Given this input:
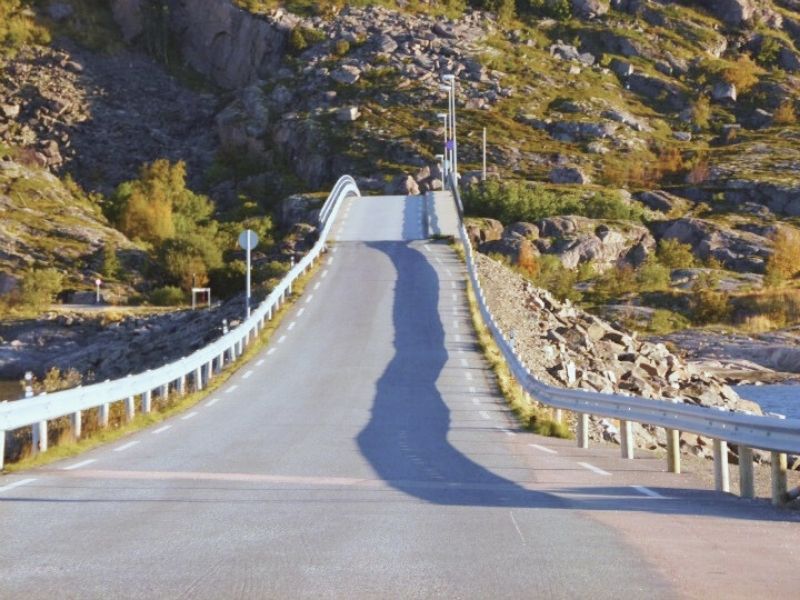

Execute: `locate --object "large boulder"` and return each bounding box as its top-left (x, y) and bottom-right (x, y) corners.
top-left (466, 218), bottom-right (504, 247)
top-left (634, 190), bottom-right (692, 214)
top-left (570, 0), bottom-right (610, 19)
top-left (549, 166), bottom-right (591, 185)
top-left (707, 0), bottom-right (756, 27)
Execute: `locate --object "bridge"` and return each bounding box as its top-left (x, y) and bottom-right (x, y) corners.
top-left (0, 182), bottom-right (798, 597)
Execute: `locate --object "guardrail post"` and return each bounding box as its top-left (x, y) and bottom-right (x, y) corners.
top-left (206, 361), bottom-right (214, 384)
top-left (143, 390), bottom-right (152, 414)
top-left (553, 408), bottom-right (563, 424)
top-left (159, 384), bottom-right (168, 402)
top-left (194, 367), bottom-right (203, 392)
top-left (71, 410), bottom-right (82, 439)
top-left (577, 413), bottom-right (589, 449)
top-left (125, 396), bottom-right (135, 422)
top-left (713, 439), bottom-right (730, 493)
top-left (0, 430), bottom-right (5, 470)
top-left (99, 403), bottom-right (109, 428)
top-left (620, 420), bottom-right (634, 459)
top-left (771, 452), bottom-right (788, 506)
top-left (268, 307), bottom-right (273, 321)
top-left (738, 446), bottom-right (754, 499)
top-left (177, 374), bottom-right (186, 396)
top-left (31, 420), bottom-right (48, 454)
top-left (666, 428), bottom-right (680, 473)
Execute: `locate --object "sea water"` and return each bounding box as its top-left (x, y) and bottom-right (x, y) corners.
top-left (735, 384), bottom-right (800, 420)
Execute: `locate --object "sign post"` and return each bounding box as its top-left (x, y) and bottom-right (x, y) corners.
top-left (238, 229), bottom-right (259, 318)
top-left (95, 278), bottom-right (102, 304)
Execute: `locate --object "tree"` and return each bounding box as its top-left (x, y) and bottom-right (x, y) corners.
top-left (102, 242), bottom-right (121, 280)
top-left (20, 268), bottom-right (63, 311)
top-left (657, 239), bottom-right (695, 269)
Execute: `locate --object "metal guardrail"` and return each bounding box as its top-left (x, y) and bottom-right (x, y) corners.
top-left (449, 173), bottom-right (799, 502)
top-left (0, 176), bottom-right (361, 467)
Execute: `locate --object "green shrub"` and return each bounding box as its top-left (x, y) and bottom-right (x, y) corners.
top-left (657, 239), bottom-right (695, 269)
top-left (592, 265), bottom-right (637, 302)
top-left (691, 285), bottom-right (730, 324)
top-left (535, 255), bottom-right (581, 303)
top-left (0, 0), bottom-right (51, 57)
top-left (149, 286), bottom-right (185, 306)
top-left (648, 309), bottom-right (690, 334)
top-left (637, 256), bottom-right (671, 292)
top-left (334, 39), bottom-right (350, 56)
top-left (20, 268), bottom-right (63, 311)
top-left (101, 242), bottom-right (120, 280)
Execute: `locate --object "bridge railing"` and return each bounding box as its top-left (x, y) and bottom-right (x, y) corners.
top-left (0, 176), bottom-right (361, 469)
top-left (448, 174), bottom-right (799, 504)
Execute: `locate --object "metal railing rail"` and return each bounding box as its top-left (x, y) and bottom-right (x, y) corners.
top-left (448, 173), bottom-right (799, 502)
top-left (0, 176), bottom-right (361, 467)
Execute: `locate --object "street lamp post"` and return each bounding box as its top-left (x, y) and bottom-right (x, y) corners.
top-left (442, 74), bottom-right (457, 181)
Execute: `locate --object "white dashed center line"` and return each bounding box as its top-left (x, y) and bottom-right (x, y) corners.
top-left (114, 441), bottom-right (140, 452)
top-left (578, 462), bottom-right (612, 476)
top-left (256, 359), bottom-right (265, 367)
top-left (500, 428), bottom-right (516, 437)
top-left (460, 358), bottom-right (468, 367)
top-left (465, 372), bottom-right (473, 381)
top-left (313, 282), bottom-right (321, 291)
top-left (206, 398), bottom-right (220, 407)
top-left (278, 335), bottom-right (287, 344)
top-left (287, 322), bottom-right (296, 331)
top-left (242, 370), bottom-right (253, 379)
top-left (479, 410), bottom-right (491, 420)
top-left (455, 334), bottom-right (462, 343)
top-left (267, 348), bottom-right (276, 356)
top-left (225, 384), bottom-right (239, 394)
top-left (153, 425), bottom-right (172, 435)
top-left (181, 412), bottom-right (198, 421)
top-left (631, 485), bottom-right (666, 499)
top-left (0, 478), bottom-right (36, 493)
top-left (305, 294), bottom-right (314, 304)
top-left (472, 398), bottom-right (481, 405)
top-left (530, 444), bottom-right (557, 455)
top-left (321, 270), bottom-right (329, 278)
top-left (63, 459), bottom-right (96, 471)
top-left (297, 308), bottom-right (305, 317)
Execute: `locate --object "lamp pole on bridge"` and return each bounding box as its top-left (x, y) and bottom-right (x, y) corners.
top-left (442, 74), bottom-right (458, 183)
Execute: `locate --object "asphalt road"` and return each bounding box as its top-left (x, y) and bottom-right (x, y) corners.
top-left (0, 194), bottom-right (797, 598)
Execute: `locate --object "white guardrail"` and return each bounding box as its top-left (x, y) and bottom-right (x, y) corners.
top-left (449, 174), bottom-right (800, 503)
top-left (0, 176), bottom-right (361, 468)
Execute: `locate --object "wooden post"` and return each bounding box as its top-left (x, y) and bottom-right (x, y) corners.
top-left (771, 451), bottom-right (788, 506)
top-left (620, 420), bottom-right (634, 459)
top-left (738, 446), bottom-right (754, 499)
top-left (666, 428), bottom-right (680, 474)
top-left (713, 439), bottom-right (730, 493)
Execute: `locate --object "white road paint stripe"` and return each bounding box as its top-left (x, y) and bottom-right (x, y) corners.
top-left (452, 293), bottom-right (458, 301)
top-left (501, 428), bottom-right (516, 437)
top-left (256, 359), bottom-right (265, 367)
top-left (305, 294), bottom-right (314, 304)
top-left (446, 269), bottom-right (453, 276)
top-left (472, 398), bottom-right (480, 405)
top-left (452, 321), bottom-right (460, 329)
top-left (0, 478), bottom-right (36, 493)
top-left (321, 270), bottom-right (329, 278)
top-left (509, 511), bottom-right (526, 544)
top-left (455, 334), bottom-right (462, 342)
top-left (530, 444), bottom-right (557, 455)
top-left (206, 398), bottom-right (220, 407)
top-left (114, 441), bottom-right (140, 452)
top-left (267, 348), bottom-right (276, 355)
top-left (465, 371), bottom-right (473, 381)
top-left (278, 335), bottom-right (287, 344)
top-left (479, 411), bottom-right (491, 420)
top-left (313, 282), bottom-right (321, 291)
top-left (631, 485), bottom-right (666, 499)
top-left (242, 370), bottom-right (253, 379)
top-left (469, 386), bottom-right (476, 393)
top-left (460, 358), bottom-right (468, 367)
top-left (153, 425), bottom-right (172, 435)
top-left (63, 459), bottom-right (96, 471)
top-left (436, 257), bottom-right (442, 264)
top-left (331, 246), bottom-right (338, 253)
top-left (288, 322), bottom-right (296, 331)
top-left (578, 462), bottom-right (612, 476)
top-left (451, 281), bottom-right (457, 289)
top-left (181, 412), bottom-right (198, 421)
top-left (327, 257), bottom-right (334, 265)
top-left (297, 308), bottom-right (305, 317)
top-left (225, 384), bottom-right (239, 394)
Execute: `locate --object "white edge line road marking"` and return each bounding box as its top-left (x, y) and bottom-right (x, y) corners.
top-left (225, 384), bottom-right (239, 394)
top-left (297, 308), bottom-right (305, 317)
top-left (63, 459), bottom-right (96, 471)
top-left (287, 322), bottom-right (296, 331)
top-left (278, 335), bottom-right (287, 344)
top-left (267, 348), bottom-right (276, 356)
top-left (206, 398), bottom-right (220, 407)
top-left (0, 478), bottom-right (36, 493)
top-left (455, 334), bottom-right (462, 343)
top-left (242, 370), bottom-right (253, 379)
top-left (305, 294), bottom-right (314, 304)
top-left (479, 411), bottom-right (490, 420)
top-left (114, 441), bottom-right (140, 452)
top-left (321, 270), bottom-right (329, 278)
top-left (530, 444), bottom-right (557, 455)
top-left (327, 257), bottom-right (334, 265)
top-left (460, 358), bottom-right (468, 367)
top-left (181, 412), bottom-right (198, 421)
top-left (256, 359), bottom-right (265, 367)
top-left (465, 372), bottom-right (473, 381)
top-left (501, 428), bottom-right (516, 437)
top-left (472, 398), bottom-right (481, 405)
top-left (469, 386), bottom-right (476, 393)
top-left (578, 462), bottom-right (612, 476)
top-left (452, 293), bottom-right (458, 301)
top-left (631, 485), bottom-right (666, 499)
top-left (314, 282), bottom-right (321, 291)
top-left (153, 425), bottom-right (172, 435)
top-left (509, 511), bottom-right (526, 544)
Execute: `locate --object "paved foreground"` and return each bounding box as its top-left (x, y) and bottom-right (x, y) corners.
top-left (0, 195), bottom-right (797, 598)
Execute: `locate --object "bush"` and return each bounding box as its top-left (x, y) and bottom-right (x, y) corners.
top-left (719, 55), bottom-right (761, 93)
top-left (691, 96), bottom-right (711, 129)
top-left (773, 101), bottom-right (796, 125)
top-left (102, 242), bottom-right (120, 280)
top-left (765, 226), bottom-right (800, 285)
top-left (657, 239), bottom-right (695, 269)
top-left (0, 0), bottom-right (51, 57)
top-left (593, 265), bottom-right (637, 302)
top-left (691, 285), bottom-right (730, 324)
top-left (648, 309), bottom-right (690, 334)
top-left (149, 286), bottom-right (185, 306)
top-left (334, 39), bottom-right (350, 56)
top-left (637, 257), bottom-right (670, 292)
top-left (534, 255), bottom-right (581, 303)
top-left (20, 268), bottom-right (63, 311)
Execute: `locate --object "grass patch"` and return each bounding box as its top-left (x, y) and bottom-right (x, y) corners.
top-left (3, 253), bottom-right (322, 473)
top-left (457, 245), bottom-right (571, 439)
